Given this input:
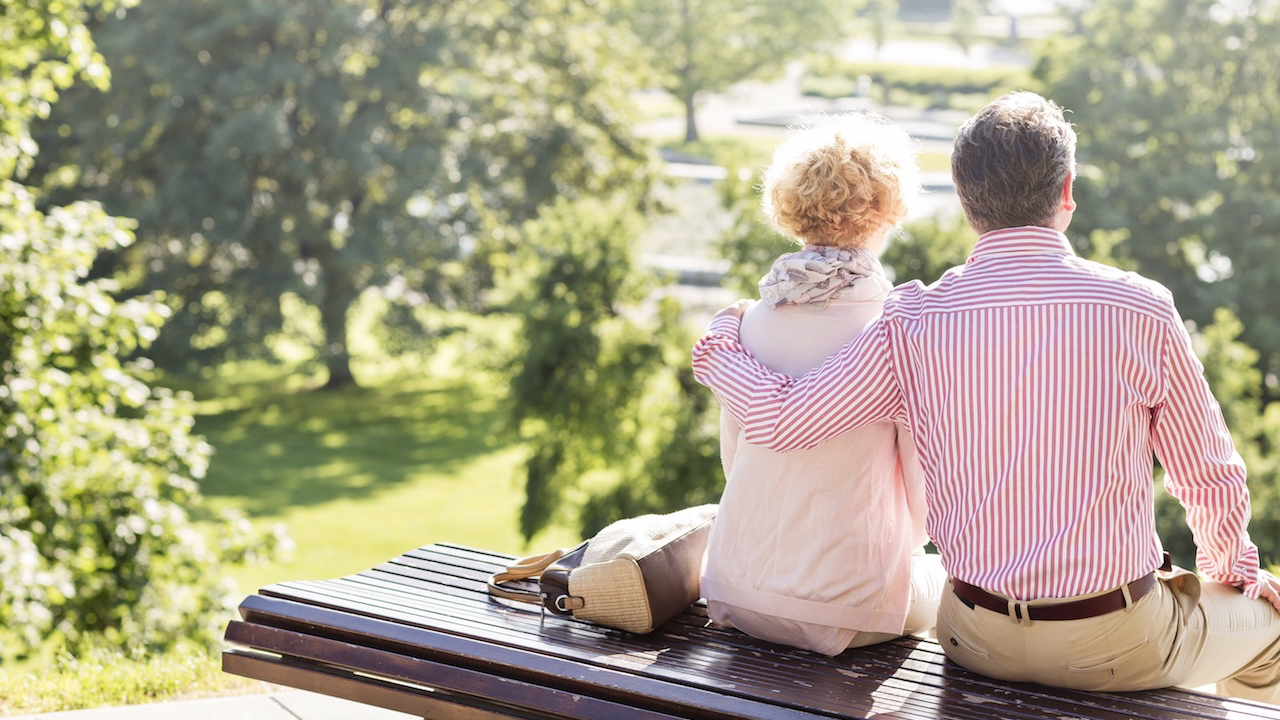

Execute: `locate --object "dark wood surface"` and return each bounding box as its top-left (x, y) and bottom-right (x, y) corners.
top-left (222, 543), bottom-right (1280, 720)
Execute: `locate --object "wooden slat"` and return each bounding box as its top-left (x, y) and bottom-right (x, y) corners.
top-left (226, 543), bottom-right (1280, 720)
top-left (227, 609), bottom-right (828, 720)
top-left (223, 650), bottom-right (530, 719)
top-left (223, 633), bottom-right (689, 720)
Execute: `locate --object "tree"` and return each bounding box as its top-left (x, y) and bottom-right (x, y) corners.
top-left (0, 0), bottom-right (262, 659)
top-left (863, 0), bottom-right (900, 56)
top-left (950, 0), bottom-right (984, 58)
top-left (35, 0), bottom-right (651, 388)
top-left (505, 198), bottom-right (723, 539)
top-left (0, 1), bottom-right (109, 181)
top-left (610, 0), bottom-right (857, 142)
top-left (1036, 0), bottom-right (1280, 399)
top-left (714, 164), bottom-right (794, 297)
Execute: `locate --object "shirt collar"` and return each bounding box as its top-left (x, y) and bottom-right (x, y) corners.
top-left (967, 226), bottom-right (1075, 264)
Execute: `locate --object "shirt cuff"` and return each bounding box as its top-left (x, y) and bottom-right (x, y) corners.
top-left (706, 312), bottom-right (742, 337)
top-left (1240, 564), bottom-right (1265, 599)
top-left (1198, 546), bottom-right (1260, 592)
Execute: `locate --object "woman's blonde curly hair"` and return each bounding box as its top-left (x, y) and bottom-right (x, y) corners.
top-left (762, 112), bottom-right (920, 248)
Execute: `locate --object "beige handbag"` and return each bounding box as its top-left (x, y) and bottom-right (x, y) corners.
top-left (487, 504), bottom-right (716, 634)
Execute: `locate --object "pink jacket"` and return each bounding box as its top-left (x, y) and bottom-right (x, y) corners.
top-left (702, 295), bottom-right (929, 656)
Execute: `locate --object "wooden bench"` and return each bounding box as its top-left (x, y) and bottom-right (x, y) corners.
top-left (222, 543), bottom-right (1280, 720)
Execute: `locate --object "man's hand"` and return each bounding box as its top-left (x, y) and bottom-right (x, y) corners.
top-left (712, 299), bottom-right (754, 322)
top-left (1253, 570), bottom-right (1280, 613)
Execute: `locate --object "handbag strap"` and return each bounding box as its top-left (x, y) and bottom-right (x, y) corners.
top-left (486, 548), bottom-right (566, 605)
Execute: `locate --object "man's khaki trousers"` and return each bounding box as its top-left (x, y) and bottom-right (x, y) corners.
top-left (936, 568), bottom-right (1280, 703)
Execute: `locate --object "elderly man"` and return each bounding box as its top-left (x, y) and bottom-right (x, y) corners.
top-left (691, 92), bottom-right (1280, 700)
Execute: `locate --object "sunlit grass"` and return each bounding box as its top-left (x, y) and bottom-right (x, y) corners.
top-left (659, 134), bottom-right (780, 170)
top-left (189, 311), bottom-right (582, 594)
top-left (920, 151), bottom-right (951, 173)
top-left (0, 646), bottom-right (268, 715)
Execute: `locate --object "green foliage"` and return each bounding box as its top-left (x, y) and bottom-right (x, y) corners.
top-left (1154, 309), bottom-right (1280, 567)
top-left (505, 198), bottom-right (723, 539)
top-left (881, 213), bottom-right (977, 285)
top-left (803, 57), bottom-right (1031, 105)
top-left (611, 0), bottom-right (859, 141)
top-left (505, 197), bottom-right (657, 538)
top-left (861, 0), bottom-right (900, 51)
top-left (950, 0), bottom-right (984, 55)
top-left (0, 181), bottom-right (256, 660)
top-left (0, 0), bottom-right (133, 180)
top-left (577, 297), bottom-right (724, 535)
top-left (35, 0), bottom-right (652, 388)
top-left (1036, 0), bottom-right (1280, 397)
top-left (0, 0), bottom-right (268, 665)
top-left (714, 166), bottom-right (795, 297)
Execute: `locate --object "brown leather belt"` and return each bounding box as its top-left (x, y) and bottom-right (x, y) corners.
top-left (951, 572), bottom-right (1157, 621)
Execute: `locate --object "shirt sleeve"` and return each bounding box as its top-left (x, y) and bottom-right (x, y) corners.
top-left (896, 424), bottom-right (930, 550)
top-left (1151, 305), bottom-right (1260, 594)
top-left (690, 312), bottom-right (905, 452)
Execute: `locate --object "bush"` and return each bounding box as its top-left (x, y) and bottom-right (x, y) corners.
top-left (881, 214), bottom-right (977, 286)
top-left (802, 58), bottom-right (1031, 107)
top-left (0, 180), bottom-right (255, 660)
top-left (505, 197), bottom-right (724, 539)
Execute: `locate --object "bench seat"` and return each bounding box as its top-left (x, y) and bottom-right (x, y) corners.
top-left (222, 543), bottom-right (1280, 720)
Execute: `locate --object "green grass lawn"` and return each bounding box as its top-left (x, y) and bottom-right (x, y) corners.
top-left (658, 134), bottom-right (780, 170)
top-left (0, 646), bottom-right (266, 715)
top-left (919, 151), bottom-right (950, 173)
top-left (193, 327), bottom-right (581, 596)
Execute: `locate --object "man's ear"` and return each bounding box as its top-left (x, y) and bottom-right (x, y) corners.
top-left (1061, 174), bottom-right (1077, 212)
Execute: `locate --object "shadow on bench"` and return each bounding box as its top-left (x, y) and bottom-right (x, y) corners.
top-left (222, 543), bottom-right (1280, 720)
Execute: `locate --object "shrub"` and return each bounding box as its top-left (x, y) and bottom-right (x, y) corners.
top-left (505, 197), bottom-right (724, 539)
top-left (801, 58), bottom-right (1031, 106)
top-left (0, 181), bottom-right (252, 660)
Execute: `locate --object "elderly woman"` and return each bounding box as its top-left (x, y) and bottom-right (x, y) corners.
top-left (701, 113), bottom-right (945, 655)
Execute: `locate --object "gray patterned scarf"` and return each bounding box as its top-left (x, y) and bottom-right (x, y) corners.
top-left (758, 245), bottom-right (891, 307)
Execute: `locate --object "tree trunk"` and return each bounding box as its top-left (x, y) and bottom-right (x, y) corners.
top-left (319, 288), bottom-right (357, 390)
top-left (683, 93), bottom-right (699, 143)
top-left (677, 0), bottom-right (697, 144)
top-left (316, 248), bottom-right (358, 390)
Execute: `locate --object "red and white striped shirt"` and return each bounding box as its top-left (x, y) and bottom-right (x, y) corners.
top-left (693, 226), bottom-right (1261, 601)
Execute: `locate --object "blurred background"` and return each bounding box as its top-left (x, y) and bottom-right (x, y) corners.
top-left (3, 0), bottom-right (1279, 711)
